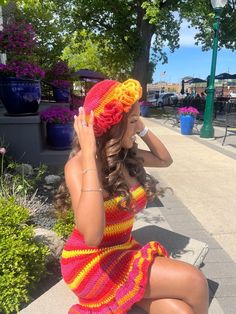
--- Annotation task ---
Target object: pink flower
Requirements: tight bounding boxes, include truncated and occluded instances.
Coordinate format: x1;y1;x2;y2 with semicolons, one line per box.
0;147;6;155
178;106;199;117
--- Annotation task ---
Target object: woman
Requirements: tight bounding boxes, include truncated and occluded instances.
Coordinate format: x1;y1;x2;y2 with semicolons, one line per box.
59;79;209;313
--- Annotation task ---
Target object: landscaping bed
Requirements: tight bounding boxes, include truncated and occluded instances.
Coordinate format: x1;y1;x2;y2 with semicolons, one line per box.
0;152;67;314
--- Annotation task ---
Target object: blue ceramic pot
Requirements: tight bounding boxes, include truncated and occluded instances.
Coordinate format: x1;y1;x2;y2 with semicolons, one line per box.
140;105;150;117
180;115;195;135
0;77;41;115
46;123;73;150
52;87;70;103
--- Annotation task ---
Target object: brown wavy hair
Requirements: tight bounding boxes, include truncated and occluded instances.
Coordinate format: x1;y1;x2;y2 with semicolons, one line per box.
54;112;164;215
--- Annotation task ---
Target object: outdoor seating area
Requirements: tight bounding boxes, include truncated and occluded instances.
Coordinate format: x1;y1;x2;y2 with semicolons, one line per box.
222;99;236;145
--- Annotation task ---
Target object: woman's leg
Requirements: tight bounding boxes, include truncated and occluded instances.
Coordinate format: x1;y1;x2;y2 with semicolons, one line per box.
137;298;194;314
137;256;209;314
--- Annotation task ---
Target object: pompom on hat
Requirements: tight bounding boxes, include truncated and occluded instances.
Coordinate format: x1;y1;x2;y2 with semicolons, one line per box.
83;79;142;137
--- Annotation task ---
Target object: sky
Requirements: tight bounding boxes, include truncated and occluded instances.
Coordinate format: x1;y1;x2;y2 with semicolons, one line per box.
152;19;236;84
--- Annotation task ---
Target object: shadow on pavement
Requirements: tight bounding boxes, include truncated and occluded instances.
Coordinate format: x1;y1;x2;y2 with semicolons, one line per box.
208;279;219;305
133;225;190;260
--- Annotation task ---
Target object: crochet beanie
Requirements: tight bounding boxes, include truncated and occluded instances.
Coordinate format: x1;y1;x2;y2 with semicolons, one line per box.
83;79;142;136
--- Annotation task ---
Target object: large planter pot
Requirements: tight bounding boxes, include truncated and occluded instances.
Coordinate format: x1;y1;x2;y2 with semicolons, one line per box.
180;115;195;135
52;87;70;103
0;77;41;115
46;123;73;150
140;105;150;117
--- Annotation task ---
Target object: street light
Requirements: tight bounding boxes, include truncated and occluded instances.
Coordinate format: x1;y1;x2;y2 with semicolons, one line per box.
200;0;228;138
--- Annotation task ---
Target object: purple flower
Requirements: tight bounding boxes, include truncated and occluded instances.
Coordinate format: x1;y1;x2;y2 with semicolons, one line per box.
51;61;70;77
40;106;76;124
140;101;151;107
0;61;45;79
0;20;37;54
178;106;199;117
51;79;71;89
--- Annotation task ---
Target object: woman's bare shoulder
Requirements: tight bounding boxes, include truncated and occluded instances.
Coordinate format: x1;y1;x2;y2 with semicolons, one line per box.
64;152;82;176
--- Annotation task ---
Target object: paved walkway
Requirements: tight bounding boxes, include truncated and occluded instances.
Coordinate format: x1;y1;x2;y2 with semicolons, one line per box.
140;117;236;313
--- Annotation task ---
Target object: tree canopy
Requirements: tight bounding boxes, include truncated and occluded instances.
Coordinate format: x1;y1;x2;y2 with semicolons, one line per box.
9;0;236;97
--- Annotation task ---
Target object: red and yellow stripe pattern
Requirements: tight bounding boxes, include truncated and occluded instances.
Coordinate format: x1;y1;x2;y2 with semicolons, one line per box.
61;183;168;313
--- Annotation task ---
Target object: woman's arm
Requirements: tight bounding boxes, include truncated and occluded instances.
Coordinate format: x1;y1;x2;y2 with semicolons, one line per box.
136;118;173;168
65;108;105;247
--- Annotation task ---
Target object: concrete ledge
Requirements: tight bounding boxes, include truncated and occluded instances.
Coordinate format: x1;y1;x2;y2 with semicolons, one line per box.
134;208;209;268
0;103;71;166
19;208;209;314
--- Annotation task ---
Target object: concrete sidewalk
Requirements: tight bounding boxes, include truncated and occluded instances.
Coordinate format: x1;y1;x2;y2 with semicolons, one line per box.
141;117;236;313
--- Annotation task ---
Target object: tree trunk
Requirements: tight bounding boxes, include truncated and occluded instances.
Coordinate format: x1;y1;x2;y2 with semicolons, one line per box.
132;19;154;101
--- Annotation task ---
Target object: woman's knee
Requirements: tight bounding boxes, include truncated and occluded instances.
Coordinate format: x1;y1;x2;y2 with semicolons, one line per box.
169;299;194;314
146;257;208;301
185;265;209;299
137;298;194;314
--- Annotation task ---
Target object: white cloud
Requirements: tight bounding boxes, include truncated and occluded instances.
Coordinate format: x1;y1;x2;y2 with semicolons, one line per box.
179;19;198;47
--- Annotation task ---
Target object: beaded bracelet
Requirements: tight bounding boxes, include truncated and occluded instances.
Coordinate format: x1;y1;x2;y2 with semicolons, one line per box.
137;126;148;137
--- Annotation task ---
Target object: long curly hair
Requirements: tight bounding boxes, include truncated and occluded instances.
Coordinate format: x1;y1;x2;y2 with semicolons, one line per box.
54;112;164;216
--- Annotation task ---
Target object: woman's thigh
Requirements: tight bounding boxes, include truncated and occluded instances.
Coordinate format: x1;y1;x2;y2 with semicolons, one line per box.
143;256;208;303
137;298;194;314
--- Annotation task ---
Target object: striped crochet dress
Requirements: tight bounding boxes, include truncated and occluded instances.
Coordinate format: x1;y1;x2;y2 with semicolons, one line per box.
61;183;168;313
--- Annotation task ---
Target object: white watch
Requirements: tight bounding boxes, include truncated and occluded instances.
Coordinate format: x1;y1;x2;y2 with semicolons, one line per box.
138;126;148;137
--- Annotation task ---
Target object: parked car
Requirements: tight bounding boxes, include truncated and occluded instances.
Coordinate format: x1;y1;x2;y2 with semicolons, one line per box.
230;91;236;98
157;93;178;107
147;90;160;105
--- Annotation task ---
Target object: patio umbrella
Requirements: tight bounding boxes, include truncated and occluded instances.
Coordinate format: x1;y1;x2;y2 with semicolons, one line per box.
215;73;234;96
187;78;207;94
215;73;233;80
71;69;106;82
187;78;207;84
229;74;236;79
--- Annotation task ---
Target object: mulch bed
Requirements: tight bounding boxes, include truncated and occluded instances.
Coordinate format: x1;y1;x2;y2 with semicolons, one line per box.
19;167;64;312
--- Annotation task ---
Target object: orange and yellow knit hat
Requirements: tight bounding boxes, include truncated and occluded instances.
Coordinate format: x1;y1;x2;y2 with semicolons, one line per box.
83;79;142;136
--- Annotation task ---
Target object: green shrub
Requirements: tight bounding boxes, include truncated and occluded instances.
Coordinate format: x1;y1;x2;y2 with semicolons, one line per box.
0;157;47;198
53;208;74;239
0;197;49;314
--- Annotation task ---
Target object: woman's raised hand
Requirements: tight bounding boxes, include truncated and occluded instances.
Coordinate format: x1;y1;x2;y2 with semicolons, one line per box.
74;107;96;157
136;117;146;133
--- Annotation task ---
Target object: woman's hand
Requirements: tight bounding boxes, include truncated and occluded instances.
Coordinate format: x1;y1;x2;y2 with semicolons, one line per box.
74;107;96;158
136;117;173;167
136;117;146;133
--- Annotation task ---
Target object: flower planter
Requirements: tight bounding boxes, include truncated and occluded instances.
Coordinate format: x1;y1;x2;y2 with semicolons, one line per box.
46;123;73;150
52;87;70;103
180;115;195;135
0;77;41;115
140;105;150;117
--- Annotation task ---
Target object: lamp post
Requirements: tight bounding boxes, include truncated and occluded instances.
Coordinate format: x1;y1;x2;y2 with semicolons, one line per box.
200;0;228;138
